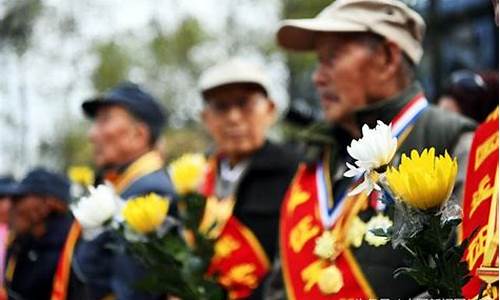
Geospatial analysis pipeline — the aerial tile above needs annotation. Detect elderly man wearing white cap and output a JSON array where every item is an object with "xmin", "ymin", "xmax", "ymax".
[
  {"xmin": 267, "ymin": 0, "xmax": 477, "ymax": 299},
  {"xmin": 196, "ymin": 59, "xmax": 299, "ymax": 299}
]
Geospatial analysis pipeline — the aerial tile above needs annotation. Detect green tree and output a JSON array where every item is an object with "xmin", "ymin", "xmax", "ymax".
[
  {"xmin": 91, "ymin": 41, "xmax": 131, "ymax": 92},
  {"xmin": 0, "ymin": 0, "xmax": 43, "ymax": 54}
]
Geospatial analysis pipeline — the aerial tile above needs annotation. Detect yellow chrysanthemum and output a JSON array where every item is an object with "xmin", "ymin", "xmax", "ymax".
[
  {"xmin": 386, "ymin": 148, "xmax": 458, "ymax": 210},
  {"xmin": 122, "ymin": 194, "xmax": 169, "ymax": 234},
  {"xmin": 169, "ymin": 153, "xmax": 207, "ymax": 195},
  {"xmin": 68, "ymin": 166, "xmax": 94, "ymax": 186}
]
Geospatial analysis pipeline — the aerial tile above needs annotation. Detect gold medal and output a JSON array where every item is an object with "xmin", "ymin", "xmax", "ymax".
[{"xmin": 318, "ymin": 265, "xmax": 344, "ymax": 294}]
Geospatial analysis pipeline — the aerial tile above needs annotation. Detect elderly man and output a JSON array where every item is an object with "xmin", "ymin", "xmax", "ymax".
[
  {"xmin": 74, "ymin": 82, "xmax": 175, "ymax": 300},
  {"xmin": 5, "ymin": 168, "xmax": 73, "ymax": 300},
  {"xmin": 268, "ymin": 0, "xmax": 477, "ymax": 298},
  {"xmin": 197, "ymin": 59, "xmax": 299, "ymax": 299}
]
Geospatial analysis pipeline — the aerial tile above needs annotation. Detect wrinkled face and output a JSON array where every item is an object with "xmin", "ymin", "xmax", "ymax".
[
  {"xmin": 313, "ymin": 33, "xmax": 379, "ymax": 124},
  {"xmin": 89, "ymin": 105, "xmax": 149, "ymax": 168},
  {"xmin": 12, "ymin": 195, "xmax": 47, "ymax": 235},
  {"xmin": 202, "ymin": 84, "xmax": 276, "ymax": 160}
]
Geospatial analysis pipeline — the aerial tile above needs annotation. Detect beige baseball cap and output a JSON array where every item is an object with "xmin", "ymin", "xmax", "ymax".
[
  {"xmin": 199, "ymin": 58, "xmax": 272, "ymax": 98},
  {"xmin": 276, "ymin": 0, "xmax": 426, "ymax": 64}
]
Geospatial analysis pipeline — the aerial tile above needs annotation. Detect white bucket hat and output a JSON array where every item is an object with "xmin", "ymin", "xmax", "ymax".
[
  {"xmin": 199, "ymin": 58, "xmax": 272, "ymax": 98},
  {"xmin": 277, "ymin": 0, "xmax": 426, "ymax": 64}
]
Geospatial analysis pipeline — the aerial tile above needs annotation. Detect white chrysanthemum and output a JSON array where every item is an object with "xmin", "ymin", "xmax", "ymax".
[
  {"xmin": 71, "ymin": 184, "xmax": 122, "ymax": 239},
  {"xmin": 344, "ymin": 121, "xmax": 397, "ymax": 196},
  {"xmin": 364, "ymin": 214, "xmax": 393, "ymax": 247}
]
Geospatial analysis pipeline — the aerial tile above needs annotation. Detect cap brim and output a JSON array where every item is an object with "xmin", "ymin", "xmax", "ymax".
[
  {"xmin": 81, "ymin": 98, "xmax": 121, "ymax": 118},
  {"xmin": 277, "ymin": 18, "xmax": 368, "ymax": 51},
  {"xmin": 201, "ymin": 81, "xmax": 268, "ymax": 97},
  {"xmin": 0, "ymin": 185, "xmax": 18, "ymax": 196}
]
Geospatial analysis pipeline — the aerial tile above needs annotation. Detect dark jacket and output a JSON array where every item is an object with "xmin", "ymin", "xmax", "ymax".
[
  {"xmin": 73, "ymin": 168, "xmax": 175, "ymax": 300},
  {"xmin": 224, "ymin": 141, "xmax": 299, "ymax": 300},
  {"xmin": 6, "ymin": 213, "xmax": 73, "ymax": 300},
  {"xmin": 345, "ymin": 83, "xmax": 476, "ymax": 298}
]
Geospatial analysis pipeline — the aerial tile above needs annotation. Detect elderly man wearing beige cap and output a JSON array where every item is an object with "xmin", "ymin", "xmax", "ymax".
[
  {"xmin": 196, "ymin": 59, "xmax": 299, "ymax": 299},
  {"xmin": 268, "ymin": 0, "xmax": 477, "ymax": 299}
]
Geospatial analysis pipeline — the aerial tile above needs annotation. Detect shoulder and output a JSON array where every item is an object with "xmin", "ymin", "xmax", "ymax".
[
  {"xmin": 411, "ymin": 105, "xmax": 477, "ymax": 152},
  {"xmin": 419, "ymin": 105, "xmax": 477, "ymax": 133},
  {"xmin": 253, "ymin": 141, "xmax": 300, "ymax": 171},
  {"xmin": 121, "ymin": 169, "xmax": 176, "ymax": 200}
]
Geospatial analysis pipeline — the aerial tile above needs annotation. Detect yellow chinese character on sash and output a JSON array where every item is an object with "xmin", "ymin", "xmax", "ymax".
[
  {"xmin": 287, "ymin": 184, "xmax": 310, "ymax": 214},
  {"xmin": 220, "ymin": 263, "xmax": 258, "ymax": 288},
  {"xmin": 214, "ymin": 235, "xmax": 241, "ymax": 260},
  {"xmin": 301, "ymin": 260, "xmax": 325, "ymax": 292},
  {"xmin": 475, "ymin": 133, "xmax": 499, "ymax": 171},
  {"xmin": 466, "ymin": 226, "xmax": 489, "ymax": 270},
  {"xmin": 290, "ymin": 216, "xmax": 320, "ymax": 253},
  {"xmin": 470, "ymin": 175, "xmax": 494, "ymax": 217}
]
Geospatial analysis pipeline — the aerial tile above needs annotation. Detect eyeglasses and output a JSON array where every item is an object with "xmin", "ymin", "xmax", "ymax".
[{"xmin": 204, "ymin": 96, "xmax": 264, "ymax": 115}]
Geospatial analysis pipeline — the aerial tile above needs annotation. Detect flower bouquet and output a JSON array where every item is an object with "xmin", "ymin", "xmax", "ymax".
[
  {"xmin": 70, "ymin": 154, "xmax": 224, "ymax": 300},
  {"xmin": 344, "ymin": 121, "xmax": 473, "ymax": 298}
]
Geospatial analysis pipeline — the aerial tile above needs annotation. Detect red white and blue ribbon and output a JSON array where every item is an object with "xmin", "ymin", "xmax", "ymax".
[{"xmin": 317, "ymin": 93, "xmax": 429, "ymax": 229}]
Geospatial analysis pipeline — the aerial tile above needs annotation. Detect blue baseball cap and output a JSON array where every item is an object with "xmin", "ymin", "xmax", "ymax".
[
  {"xmin": 0, "ymin": 176, "xmax": 17, "ymax": 196},
  {"xmin": 14, "ymin": 168, "xmax": 71, "ymax": 203},
  {"xmin": 82, "ymin": 81, "xmax": 167, "ymax": 143}
]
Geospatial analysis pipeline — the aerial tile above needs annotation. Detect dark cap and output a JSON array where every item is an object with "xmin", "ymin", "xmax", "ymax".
[
  {"xmin": 82, "ymin": 81, "xmax": 167, "ymax": 143},
  {"xmin": 14, "ymin": 168, "xmax": 71, "ymax": 203},
  {"xmin": 0, "ymin": 176, "xmax": 17, "ymax": 196}
]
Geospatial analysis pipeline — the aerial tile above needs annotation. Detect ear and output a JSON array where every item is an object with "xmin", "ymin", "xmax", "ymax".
[
  {"xmin": 380, "ymin": 41, "xmax": 403, "ymax": 80},
  {"xmin": 134, "ymin": 122, "xmax": 151, "ymax": 146}
]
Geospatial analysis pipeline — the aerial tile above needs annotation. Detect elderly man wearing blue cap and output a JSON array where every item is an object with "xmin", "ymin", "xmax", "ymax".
[
  {"xmin": 4, "ymin": 168, "xmax": 74, "ymax": 300},
  {"xmin": 74, "ymin": 82, "xmax": 176, "ymax": 300}
]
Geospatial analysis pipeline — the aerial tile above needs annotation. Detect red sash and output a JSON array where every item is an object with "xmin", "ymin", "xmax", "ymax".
[
  {"xmin": 51, "ymin": 221, "xmax": 81, "ymax": 300},
  {"xmin": 280, "ymin": 164, "xmax": 376, "ymax": 299},
  {"xmin": 202, "ymin": 158, "xmax": 271, "ymax": 299},
  {"xmin": 461, "ymin": 108, "xmax": 499, "ymax": 299}
]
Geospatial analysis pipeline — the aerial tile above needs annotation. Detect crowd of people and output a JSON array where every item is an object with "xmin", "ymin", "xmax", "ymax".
[{"xmin": 0, "ymin": 0, "xmax": 498, "ymax": 299}]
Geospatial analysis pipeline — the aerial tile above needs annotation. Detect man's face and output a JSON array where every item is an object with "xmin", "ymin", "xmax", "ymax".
[
  {"xmin": 202, "ymin": 84, "xmax": 276, "ymax": 160},
  {"xmin": 11, "ymin": 195, "xmax": 48, "ymax": 235},
  {"xmin": 312, "ymin": 33, "xmax": 379, "ymax": 124},
  {"xmin": 89, "ymin": 105, "xmax": 148, "ymax": 167}
]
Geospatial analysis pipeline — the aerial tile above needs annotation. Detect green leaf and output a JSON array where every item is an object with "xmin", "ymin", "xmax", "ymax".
[{"xmin": 370, "ymin": 227, "xmax": 391, "ymax": 238}]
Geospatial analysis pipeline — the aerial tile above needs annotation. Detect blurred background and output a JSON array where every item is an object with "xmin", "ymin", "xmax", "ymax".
[{"xmin": 0, "ymin": 0, "xmax": 498, "ymax": 176}]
